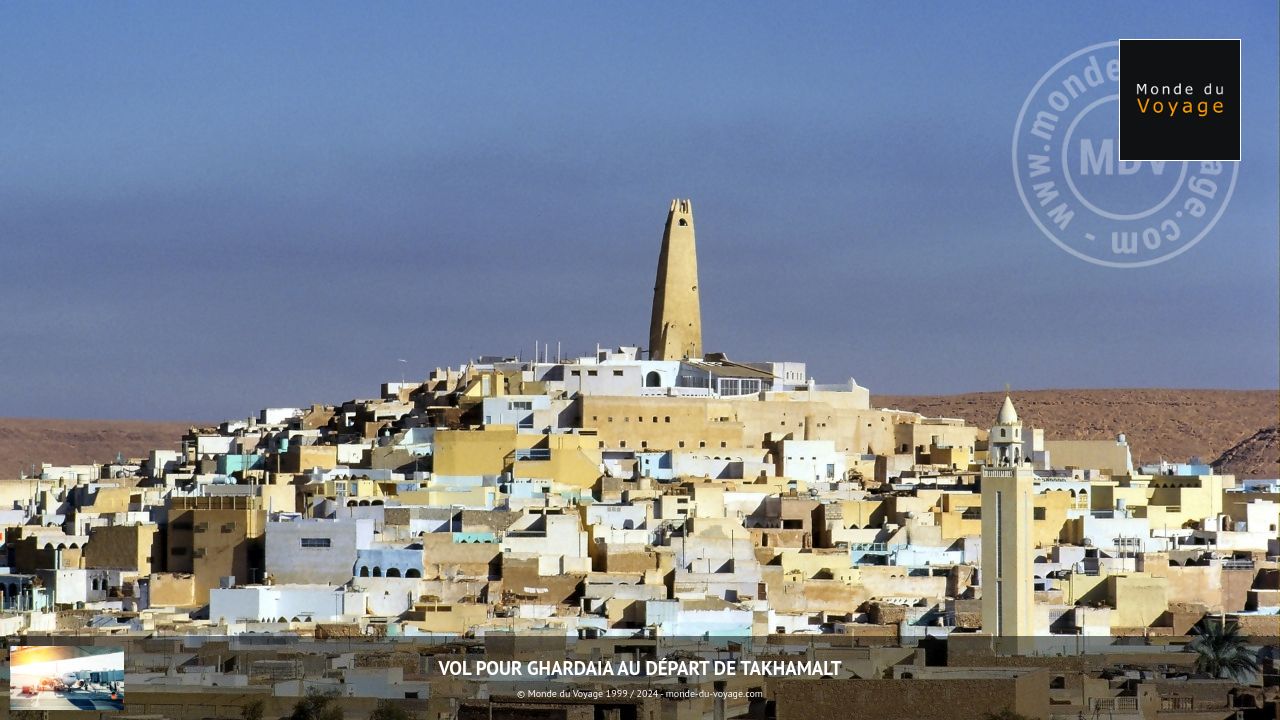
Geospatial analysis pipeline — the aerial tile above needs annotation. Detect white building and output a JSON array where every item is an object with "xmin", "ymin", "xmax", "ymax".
[
  {"xmin": 265, "ymin": 518, "xmax": 375, "ymax": 585},
  {"xmin": 777, "ymin": 439, "xmax": 845, "ymax": 483},
  {"xmin": 209, "ymin": 584, "xmax": 365, "ymax": 623}
]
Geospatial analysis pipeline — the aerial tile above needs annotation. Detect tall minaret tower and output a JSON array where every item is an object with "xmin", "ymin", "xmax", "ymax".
[
  {"xmin": 648, "ymin": 199, "xmax": 703, "ymax": 360},
  {"xmin": 980, "ymin": 394, "xmax": 1038, "ymax": 651}
]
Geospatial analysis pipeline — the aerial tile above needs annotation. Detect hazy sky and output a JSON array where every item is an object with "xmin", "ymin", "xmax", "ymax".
[{"xmin": 2, "ymin": 2, "xmax": 1277, "ymax": 421}]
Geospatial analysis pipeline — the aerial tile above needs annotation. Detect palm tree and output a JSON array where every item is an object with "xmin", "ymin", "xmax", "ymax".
[
  {"xmin": 1188, "ymin": 617, "xmax": 1260, "ymax": 683},
  {"xmin": 290, "ymin": 688, "xmax": 343, "ymax": 720}
]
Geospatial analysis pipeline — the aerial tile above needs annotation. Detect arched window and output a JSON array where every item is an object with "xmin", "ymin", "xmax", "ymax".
[
  {"xmin": 359, "ymin": 566, "xmax": 370, "ymax": 577},
  {"xmin": 386, "ymin": 568, "xmax": 401, "ymax": 578},
  {"xmin": 405, "ymin": 569, "xmax": 421, "ymax": 578},
  {"xmin": 372, "ymin": 567, "xmax": 383, "ymax": 577},
  {"xmin": 645, "ymin": 371, "xmax": 661, "ymax": 387}
]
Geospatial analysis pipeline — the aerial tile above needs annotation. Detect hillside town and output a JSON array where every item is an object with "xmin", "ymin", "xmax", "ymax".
[{"xmin": 2, "ymin": 201, "xmax": 1276, "ymax": 719}]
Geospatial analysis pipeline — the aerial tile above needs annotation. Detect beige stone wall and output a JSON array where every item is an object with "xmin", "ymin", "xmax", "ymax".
[
  {"xmin": 580, "ymin": 395, "xmax": 902, "ymax": 459},
  {"xmin": 1107, "ymin": 573, "xmax": 1168, "ymax": 628},
  {"xmin": 513, "ymin": 435, "xmax": 601, "ymax": 488},
  {"xmin": 1156, "ymin": 564, "xmax": 1257, "ymax": 613},
  {"xmin": 432, "ymin": 425, "xmax": 518, "ymax": 476},
  {"xmin": 581, "ymin": 396, "xmax": 743, "ymax": 451},
  {"xmin": 1044, "ymin": 440, "xmax": 1131, "ymax": 474},
  {"xmin": 85, "ymin": 523, "xmax": 158, "ymax": 571},
  {"xmin": 149, "ymin": 572, "xmax": 197, "ymax": 607},
  {"xmin": 420, "ymin": 535, "xmax": 500, "ymax": 580},
  {"xmin": 167, "ymin": 499, "xmax": 266, "ymax": 603},
  {"xmin": 405, "ymin": 601, "xmax": 489, "ymax": 633},
  {"xmin": 83, "ymin": 486, "xmax": 135, "ymax": 513}
]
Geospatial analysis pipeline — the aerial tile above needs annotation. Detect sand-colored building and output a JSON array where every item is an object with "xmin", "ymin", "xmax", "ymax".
[{"xmin": 166, "ymin": 495, "xmax": 266, "ymax": 603}]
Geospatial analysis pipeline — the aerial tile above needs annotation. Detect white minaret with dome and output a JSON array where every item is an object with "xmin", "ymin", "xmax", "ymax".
[
  {"xmin": 987, "ymin": 395, "xmax": 1024, "ymax": 467},
  {"xmin": 980, "ymin": 392, "xmax": 1038, "ymax": 649}
]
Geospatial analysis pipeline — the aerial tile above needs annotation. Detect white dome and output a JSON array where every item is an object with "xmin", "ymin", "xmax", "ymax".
[{"xmin": 996, "ymin": 395, "xmax": 1019, "ymax": 424}]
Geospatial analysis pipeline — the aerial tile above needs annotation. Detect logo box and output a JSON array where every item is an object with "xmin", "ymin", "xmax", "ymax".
[{"xmin": 1119, "ymin": 39, "xmax": 1240, "ymax": 161}]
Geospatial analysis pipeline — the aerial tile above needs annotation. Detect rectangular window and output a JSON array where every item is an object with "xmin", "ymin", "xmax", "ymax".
[
  {"xmin": 612, "ymin": 370, "xmax": 624, "ymax": 376},
  {"xmin": 995, "ymin": 491, "xmax": 1003, "ymax": 578},
  {"xmin": 300, "ymin": 537, "xmax": 332, "ymax": 548}
]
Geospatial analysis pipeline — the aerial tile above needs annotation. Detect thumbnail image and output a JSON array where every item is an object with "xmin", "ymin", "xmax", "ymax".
[{"xmin": 9, "ymin": 645, "xmax": 125, "ymax": 712}]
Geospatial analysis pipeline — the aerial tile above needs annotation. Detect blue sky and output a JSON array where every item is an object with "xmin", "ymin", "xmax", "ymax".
[{"xmin": 2, "ymin": 2, "xmax": 1276, "ymax": 420}]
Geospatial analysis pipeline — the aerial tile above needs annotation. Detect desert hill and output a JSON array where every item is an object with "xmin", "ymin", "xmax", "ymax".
[
  {"xmin": 873, "ymin": 388, "xmax": 1278, "ymax": 478},
  {"xmin": 0, "ymin": 418, "xmax": 193, "ymax": 479},
  {"xmin": 1211, "ymin": 425, "xmax": 1279, "ymax": 480}
]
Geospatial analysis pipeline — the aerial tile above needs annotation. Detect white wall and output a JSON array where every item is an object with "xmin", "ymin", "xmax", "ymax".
[
  {"xmin": 209, "ymin": 586, "xmax": 365, "ymax": 622},
  {"xmin": 778, "ymin": 440, "xmax": 844, "ymax": 483}
]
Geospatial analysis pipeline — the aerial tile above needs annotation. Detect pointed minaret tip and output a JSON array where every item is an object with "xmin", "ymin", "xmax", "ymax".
[
  {"xmin": 997, "ymin": 394, "xmax": 1019, "ymax": 424},
  {"xmin": 649, "ymin": 198, "xmax": 702, "ymax": 360}
]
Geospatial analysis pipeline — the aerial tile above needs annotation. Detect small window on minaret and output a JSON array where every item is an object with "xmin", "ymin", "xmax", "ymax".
[{"xmin": 679, "ymin": 219, "xmax": 688, "ymax": 226}]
